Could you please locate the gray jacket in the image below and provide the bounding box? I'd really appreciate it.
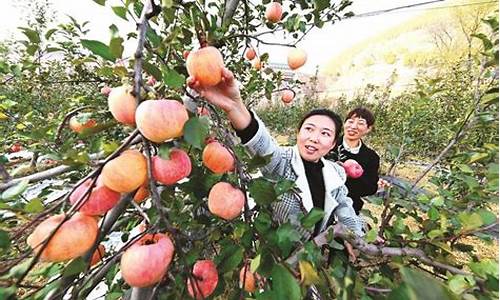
[244,114,364,239]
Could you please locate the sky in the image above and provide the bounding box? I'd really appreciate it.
[0,0,444,74]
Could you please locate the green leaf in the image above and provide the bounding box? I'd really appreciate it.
[162,66,185,89]
[276,223,301,256]
[428,207,439,221]
[93,0,106,5]
[146,28,162,48]
[427,229,443,239]
[298,260,320,286]
[158,144,173,160]
[81,39,115,61]
[477,209,496,225]
[217,244,244,274]
[480,92,499,106]
[24,198,45,213]
[271,264,301,300]
[109,37,124,59]
[162,0,174,8]
[254,212,272,233]
[469,259,498,278]
[63,257,87,277]
[469,152,488,163]
[274,179,296,196]
[246,154,272,173]
[0,287,17,299]
[300,208,324,229]
[400,267,456,300]
[183,117,209,150]
[8,258,33,279]
[458,212,483,231]
[1,179,29,200]
[45,28,58,40]
[18,27,40,43]
[456,164,473,174]
[448,275,474,295]
[387,283,416,300]
[112,6,128,20]
[250,254,261,273]
[248,178,277,206]
[143,62,162,81]
[0,230,11,250]
[105,292,122,300]
[314,0,330,11]
[364,228,378,243]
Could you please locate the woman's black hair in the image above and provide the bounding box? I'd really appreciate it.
[345,107,375,127]
[298,109,342,141]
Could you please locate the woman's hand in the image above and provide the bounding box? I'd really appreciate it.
[377,178,391,189]
[187,68,251,129]
[344,241,357,263]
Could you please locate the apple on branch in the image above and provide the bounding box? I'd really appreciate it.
[187,260,219,299]
[208,182,244,220]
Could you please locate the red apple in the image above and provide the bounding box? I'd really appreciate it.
[121,233,175,288]
[69,177,121,216]
[265,2,283,23]
[287,48,307,70]
[10,142,23,153]
[281,90,295,104]
[135,99,189,143]
[187,260,218,299]
[146,76,157,86]
[239,265,257,293]
[27,213,98,262]
[186,46,225,87]
[108,85,137,126]
[69,115,97,133]
[208,182,244,220]
[101,86,112,96]
[343,159,364,179]
[245,48,256,60]
[202,141,234,174]
[152,148,192,185]
[252,57,262,70]
[101,150,148,193]
[133,182,149,203]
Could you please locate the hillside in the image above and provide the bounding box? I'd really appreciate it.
[319,0,498,100]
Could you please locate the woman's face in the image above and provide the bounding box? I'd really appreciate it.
[297,115,337,162]
[344,114,372,142]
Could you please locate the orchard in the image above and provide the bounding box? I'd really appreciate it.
[0,1,498,300]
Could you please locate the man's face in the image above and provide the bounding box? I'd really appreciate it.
[344,114,372,142]
[297,115,337,162]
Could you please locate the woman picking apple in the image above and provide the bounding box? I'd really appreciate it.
[187,68,364,252]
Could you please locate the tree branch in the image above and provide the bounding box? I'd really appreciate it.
[222,0,241,28]
[286,224,471,276]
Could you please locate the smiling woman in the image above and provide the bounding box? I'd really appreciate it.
[328,107,381,215]
[188,68,364,244]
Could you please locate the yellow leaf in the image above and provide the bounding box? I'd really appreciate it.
[0,112,8,120]
[299,260,320,286]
